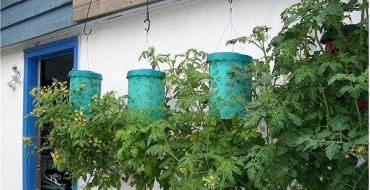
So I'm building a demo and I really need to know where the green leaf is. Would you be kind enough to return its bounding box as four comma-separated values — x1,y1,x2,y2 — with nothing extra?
328,75,338,85
326,3,344,16
231,165,242,175
295,74,304,85
226,37,247,46
339,86,354,96
288,113,302,126
342,143,353,152
325,143,340,160
328,73,347,85
159,170,172,180
131,148,138,158
329,115,349,131
146,145,167,156
355,134,369,144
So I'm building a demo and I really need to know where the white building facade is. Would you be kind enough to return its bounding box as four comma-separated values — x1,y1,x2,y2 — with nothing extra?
1,0,296,189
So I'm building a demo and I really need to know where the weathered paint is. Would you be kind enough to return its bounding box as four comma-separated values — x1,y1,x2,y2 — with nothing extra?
1,3,75,47
1,0,72,29
1,0,24,10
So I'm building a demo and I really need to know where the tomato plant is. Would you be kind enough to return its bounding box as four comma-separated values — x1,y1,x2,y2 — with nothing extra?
229,0,368,189
28,0,368,189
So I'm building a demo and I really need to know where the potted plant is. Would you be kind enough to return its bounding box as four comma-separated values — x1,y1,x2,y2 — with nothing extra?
68,70,102,111
207,52,253,119
126,68,166,121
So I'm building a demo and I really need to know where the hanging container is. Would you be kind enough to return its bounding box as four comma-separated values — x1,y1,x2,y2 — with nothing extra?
127,69,165,120
207,52,253,119
68,70,102,111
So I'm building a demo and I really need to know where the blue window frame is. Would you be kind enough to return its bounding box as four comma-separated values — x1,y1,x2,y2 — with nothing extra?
23,36,78,190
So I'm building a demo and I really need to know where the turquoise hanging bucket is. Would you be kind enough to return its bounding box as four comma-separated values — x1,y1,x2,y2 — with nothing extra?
207,52,253,119
68,70,102,112
127,69,165,120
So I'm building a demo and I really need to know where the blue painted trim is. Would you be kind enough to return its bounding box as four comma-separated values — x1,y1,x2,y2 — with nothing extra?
72,183,78,190
22,58,38,190
23,36,78,190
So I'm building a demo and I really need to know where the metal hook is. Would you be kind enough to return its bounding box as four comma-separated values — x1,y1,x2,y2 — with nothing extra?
228,0,233,15
83,0,93,36
144,0,150,32
144,19,150,32
83,22,92,35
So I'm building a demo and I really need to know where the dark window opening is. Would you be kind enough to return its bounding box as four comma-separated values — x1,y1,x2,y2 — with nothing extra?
38,54,73,190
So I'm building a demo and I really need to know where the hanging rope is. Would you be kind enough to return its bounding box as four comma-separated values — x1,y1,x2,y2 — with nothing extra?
215,0,244,53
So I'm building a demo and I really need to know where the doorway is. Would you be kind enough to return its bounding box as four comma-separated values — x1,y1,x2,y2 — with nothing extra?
23,37,78,190
37,54,73,190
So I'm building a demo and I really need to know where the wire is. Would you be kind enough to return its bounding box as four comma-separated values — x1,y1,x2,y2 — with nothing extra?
215,0,244,53
129,0,152,70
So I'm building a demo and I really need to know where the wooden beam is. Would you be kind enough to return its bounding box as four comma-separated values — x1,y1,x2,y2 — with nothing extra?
73,0,156,22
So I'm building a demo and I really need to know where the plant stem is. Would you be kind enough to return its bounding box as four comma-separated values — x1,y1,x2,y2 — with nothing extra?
314,26,325,52
205,133,210,169
219,173,226,190
164,140,180,162
351,164,368,190
354,99,363,130
319,84,330,126
344,63,363,130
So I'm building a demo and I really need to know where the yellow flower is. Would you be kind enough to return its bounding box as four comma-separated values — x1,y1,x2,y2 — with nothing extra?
179,167,186,174
202,175,216,189
23,137,32,144
169,130,175,136
135,164,145,174
356,145,366,154
51,152,60,165
30,88,38,97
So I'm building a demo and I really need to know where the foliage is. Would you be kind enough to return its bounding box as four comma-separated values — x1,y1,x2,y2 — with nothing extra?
227,0,369,189
29,81,125,189
27,0,368,189
115,48,265,190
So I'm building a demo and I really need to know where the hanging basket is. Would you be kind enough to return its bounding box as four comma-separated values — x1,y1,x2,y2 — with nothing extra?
68,70,102,112
127,69,165,121
207,52,253,119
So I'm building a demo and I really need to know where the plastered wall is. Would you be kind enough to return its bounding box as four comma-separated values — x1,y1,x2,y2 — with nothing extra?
1,47,25,190
78,0,296,96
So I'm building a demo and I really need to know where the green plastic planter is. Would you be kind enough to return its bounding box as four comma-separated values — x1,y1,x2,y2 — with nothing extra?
127,69,165,120
207,52,253,119
68,70,102,111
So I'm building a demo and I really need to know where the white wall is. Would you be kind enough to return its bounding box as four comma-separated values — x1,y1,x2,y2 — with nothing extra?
0,0,296,189
1,47,24,190
0,49,2,189
79,0,296,96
